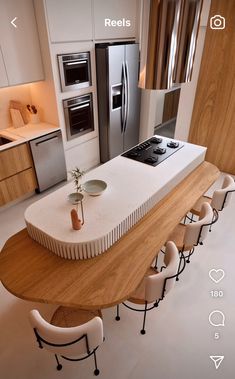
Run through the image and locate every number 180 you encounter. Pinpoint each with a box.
[210,290,224,298]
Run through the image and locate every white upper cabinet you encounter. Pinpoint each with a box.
[0,0,44,86]
[46,0,93,42]
[0,48,8,88]
[93,0,137,40]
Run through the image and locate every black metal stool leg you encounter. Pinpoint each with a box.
[209,212,215,232]
[55,354,62,370]
[115,304,120,321]
[140,302,148,335]
[187,250,191,263]
[186,247,195,263]
[93,351,100,376]
[176,253,182,281]
[154,255,158,270]
[154,300,159,307]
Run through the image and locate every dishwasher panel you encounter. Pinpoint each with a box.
[30,131,67,192]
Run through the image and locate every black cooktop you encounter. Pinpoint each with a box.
[122,136,184,166]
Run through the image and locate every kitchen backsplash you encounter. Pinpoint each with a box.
[0,84,32,130]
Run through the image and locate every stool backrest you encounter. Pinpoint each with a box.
[184,202,213,247]
[29,310,103,356]
[211,175,235,211]
[145,241,179,303]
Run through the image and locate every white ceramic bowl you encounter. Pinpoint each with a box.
[83,180,107,196]
[68,192,84,204]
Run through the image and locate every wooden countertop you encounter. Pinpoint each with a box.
[0,161,220,310]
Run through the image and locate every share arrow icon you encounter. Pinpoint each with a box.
[210,356,224,369]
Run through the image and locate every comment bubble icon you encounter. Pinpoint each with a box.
[209,310,225,327]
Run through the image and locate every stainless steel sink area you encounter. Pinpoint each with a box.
[0,136,14,146]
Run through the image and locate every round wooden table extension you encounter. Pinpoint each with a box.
[0,162,220,310]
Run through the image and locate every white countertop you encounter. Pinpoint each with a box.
[0,123,60,151]
[25,136,207,260]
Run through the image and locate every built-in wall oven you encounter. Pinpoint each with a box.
[63,94,94,141]
[58,52,91,92]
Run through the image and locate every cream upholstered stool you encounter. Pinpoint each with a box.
[190,174,235,216]
[115,241,179,335]
[167,202,217,280]
[29,307,103,375]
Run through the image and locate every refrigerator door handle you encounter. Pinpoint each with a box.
[122,62,128,133]
[124,61,129,133]
[121,62,126,134]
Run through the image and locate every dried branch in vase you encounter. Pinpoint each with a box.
[70,167,85,193]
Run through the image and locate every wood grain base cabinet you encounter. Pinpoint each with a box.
[0,143,37,206]
[0,169,37,206]
[0,143,33,180]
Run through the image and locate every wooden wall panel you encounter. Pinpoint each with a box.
[189,0,235,174]
[163,88,181,123]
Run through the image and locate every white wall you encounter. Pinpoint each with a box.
[0,80,58,131]
[0,84,32,129]
[139,90,157,142]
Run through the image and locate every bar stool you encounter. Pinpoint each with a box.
[167,202,217,280]
[29,307,104,375]
[115,241,180,335]
[190,174,235,217]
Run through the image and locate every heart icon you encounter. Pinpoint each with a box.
[209,269,225,284]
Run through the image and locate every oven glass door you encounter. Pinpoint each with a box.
[64,60,89,87]
[66,96,94,139]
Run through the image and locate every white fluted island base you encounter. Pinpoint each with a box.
[25,137,206,260]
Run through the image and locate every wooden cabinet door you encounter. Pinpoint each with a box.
[0,0,44,86]
[45,0,93,42]
[189,0,235,174]
[0,168,37,206]
[0,143,33,180]
[93,0,137,40]
[0,47,8,88]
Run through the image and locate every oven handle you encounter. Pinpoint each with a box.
[65,60,87,66]
[70,103,90,111]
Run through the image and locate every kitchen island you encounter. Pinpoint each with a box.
[0,137,220,309]
[0,161,219,309]
[25,137,206,259]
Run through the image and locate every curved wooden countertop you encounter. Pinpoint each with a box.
[0,162,220,310]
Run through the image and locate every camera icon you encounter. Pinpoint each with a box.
[210,15,225,29]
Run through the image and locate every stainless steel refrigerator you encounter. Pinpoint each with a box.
[96,43,140,162]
